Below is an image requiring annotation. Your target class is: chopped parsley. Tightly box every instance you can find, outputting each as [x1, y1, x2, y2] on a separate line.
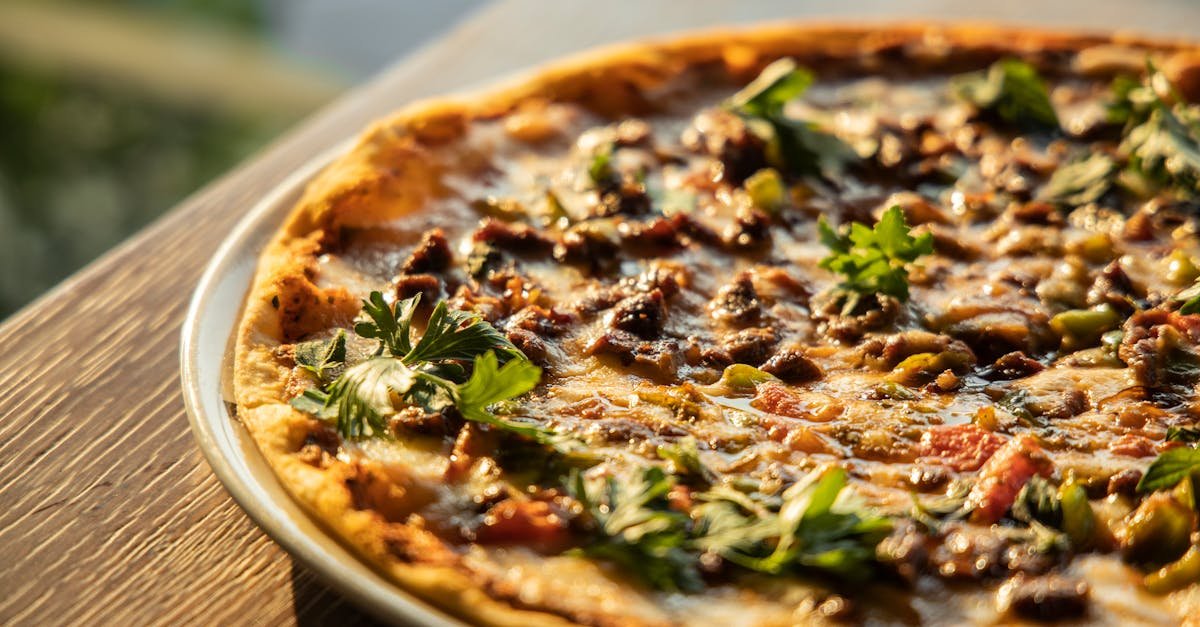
[954, 58, 1059, 130]
[818, 205, 933, 303]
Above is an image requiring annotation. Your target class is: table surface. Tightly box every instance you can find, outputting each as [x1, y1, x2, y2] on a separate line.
[3, 1, 1199, 625]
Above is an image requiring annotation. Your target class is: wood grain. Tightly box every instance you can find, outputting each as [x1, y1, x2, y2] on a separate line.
[1, 1, 1197, 625]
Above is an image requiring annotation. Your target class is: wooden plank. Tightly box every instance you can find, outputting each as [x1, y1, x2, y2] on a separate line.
[0, 1, 1197, 625]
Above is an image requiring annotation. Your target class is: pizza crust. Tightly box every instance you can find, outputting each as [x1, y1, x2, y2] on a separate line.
[233, 23, 1200, 626]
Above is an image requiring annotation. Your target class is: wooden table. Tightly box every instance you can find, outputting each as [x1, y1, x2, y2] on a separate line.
[3, 1, 1197, 625]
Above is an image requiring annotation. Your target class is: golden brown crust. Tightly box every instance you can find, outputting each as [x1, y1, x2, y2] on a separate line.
[233, 23, 1200, 626]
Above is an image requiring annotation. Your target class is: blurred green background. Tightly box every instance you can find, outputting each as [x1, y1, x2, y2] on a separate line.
[0, 0, 481, 318]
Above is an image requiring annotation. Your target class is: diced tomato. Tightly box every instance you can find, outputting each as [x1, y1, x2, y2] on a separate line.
[752, 382, 809, 418]
[1168, 311, 1200, 342]
[919, 424, 1006, 472]
[474, 499, 570, 550]
[966, 434, 1054, 524]
[1108, 434, 1157, 458]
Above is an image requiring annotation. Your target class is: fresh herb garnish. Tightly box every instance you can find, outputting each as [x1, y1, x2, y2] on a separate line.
[953, 58, 1059, 130]
[290, 291, 543, 440]
[726, 58, 858, 179]
[1112, 64, 1200, 198]
[656, 437, 715, 484]
[1011, 476, 1062, 527]
[1167, 426, 1200, 443]
[294, 329, 347, 382]
[712, 467, 893, 581]
[453, 351, 544, 436]
[996, 388, 1043, 427]
[587, 143, 615, 187]
[818, 205, 934, 302]
[1038, 153, 1116, 206]
[571, 464, 893, 591]
[354, 291, 416, 357]
[570, 467, 703, 592]
[1138, 445, 1200, 493]
[403, 299, 522, 365]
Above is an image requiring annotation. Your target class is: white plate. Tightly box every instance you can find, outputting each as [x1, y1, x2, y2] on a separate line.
[180, 145, 461, 627]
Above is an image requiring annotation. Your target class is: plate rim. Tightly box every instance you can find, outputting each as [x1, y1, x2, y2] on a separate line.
[179, 141, 462, 627]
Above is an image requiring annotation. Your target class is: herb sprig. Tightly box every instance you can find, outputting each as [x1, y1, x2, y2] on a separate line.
[954, 58, 1059, 130]
[726, 58, 858, 179]
[570, 465, 893, 591]
[1112, 63, 1200, 199]
[818, 205, 933, 303]
[1038, 153, 1117, 207]
[290, 291, 543, 440]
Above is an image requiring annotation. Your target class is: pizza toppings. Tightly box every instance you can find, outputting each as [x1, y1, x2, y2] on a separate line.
[262, 41, 1200, 623]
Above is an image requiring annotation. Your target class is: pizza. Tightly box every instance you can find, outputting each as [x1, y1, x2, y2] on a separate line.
[232, 24, 1200, 625]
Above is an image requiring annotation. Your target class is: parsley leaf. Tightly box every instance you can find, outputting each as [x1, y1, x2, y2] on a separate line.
[570, 467, 703, 592]
[354, 291, 416, 357]
[726, 58, 858, 178]
[1038, 153, 1117, 206]
[1138, 446, 1200, 492]
[1167, 426, 1200, 443]
[1113, 64, 1200, 198]
[353, 291, 520, 370]
[818, 205, 933, 302]
[1011, 476, 1063, 527]
[294, 329, 347, 382]
[404, 299, 521, 366]
[322, 357, 417, 439]
[568, 465, 893, 591]
[717, 467, 893, 581]
[954, 58, 1059, 130]
[291, 291, 542, 440]
[453, 351, 546, 439]
[728, 59, 814, 118]
[656, 437, 716, 484]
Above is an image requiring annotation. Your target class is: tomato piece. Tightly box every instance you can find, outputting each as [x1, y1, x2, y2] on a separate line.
[966, 434, 1054, 524]
[1168, 311, 1200, 342]
[752, 382, 808, 417]
[474, 499, 570, 550]
[919, 424, 1006, 472]
[1108, 434, 1157, 458]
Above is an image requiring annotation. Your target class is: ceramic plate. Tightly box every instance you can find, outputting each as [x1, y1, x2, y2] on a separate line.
[180, 145, 461, 627]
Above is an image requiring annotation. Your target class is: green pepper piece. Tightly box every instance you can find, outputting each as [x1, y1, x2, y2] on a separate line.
[718, 364, 778, 391]
[1119, 492, 1196, 566]
[1059, 478, 1096, 549]
[1174, 474, 1199, 512]
[1050, 305, 1121, 351]
[889, 349, 974, 386]
[873, 380, 920, 401]
[1144, 545, 1200, 594]
[744, 168, 786, 213]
